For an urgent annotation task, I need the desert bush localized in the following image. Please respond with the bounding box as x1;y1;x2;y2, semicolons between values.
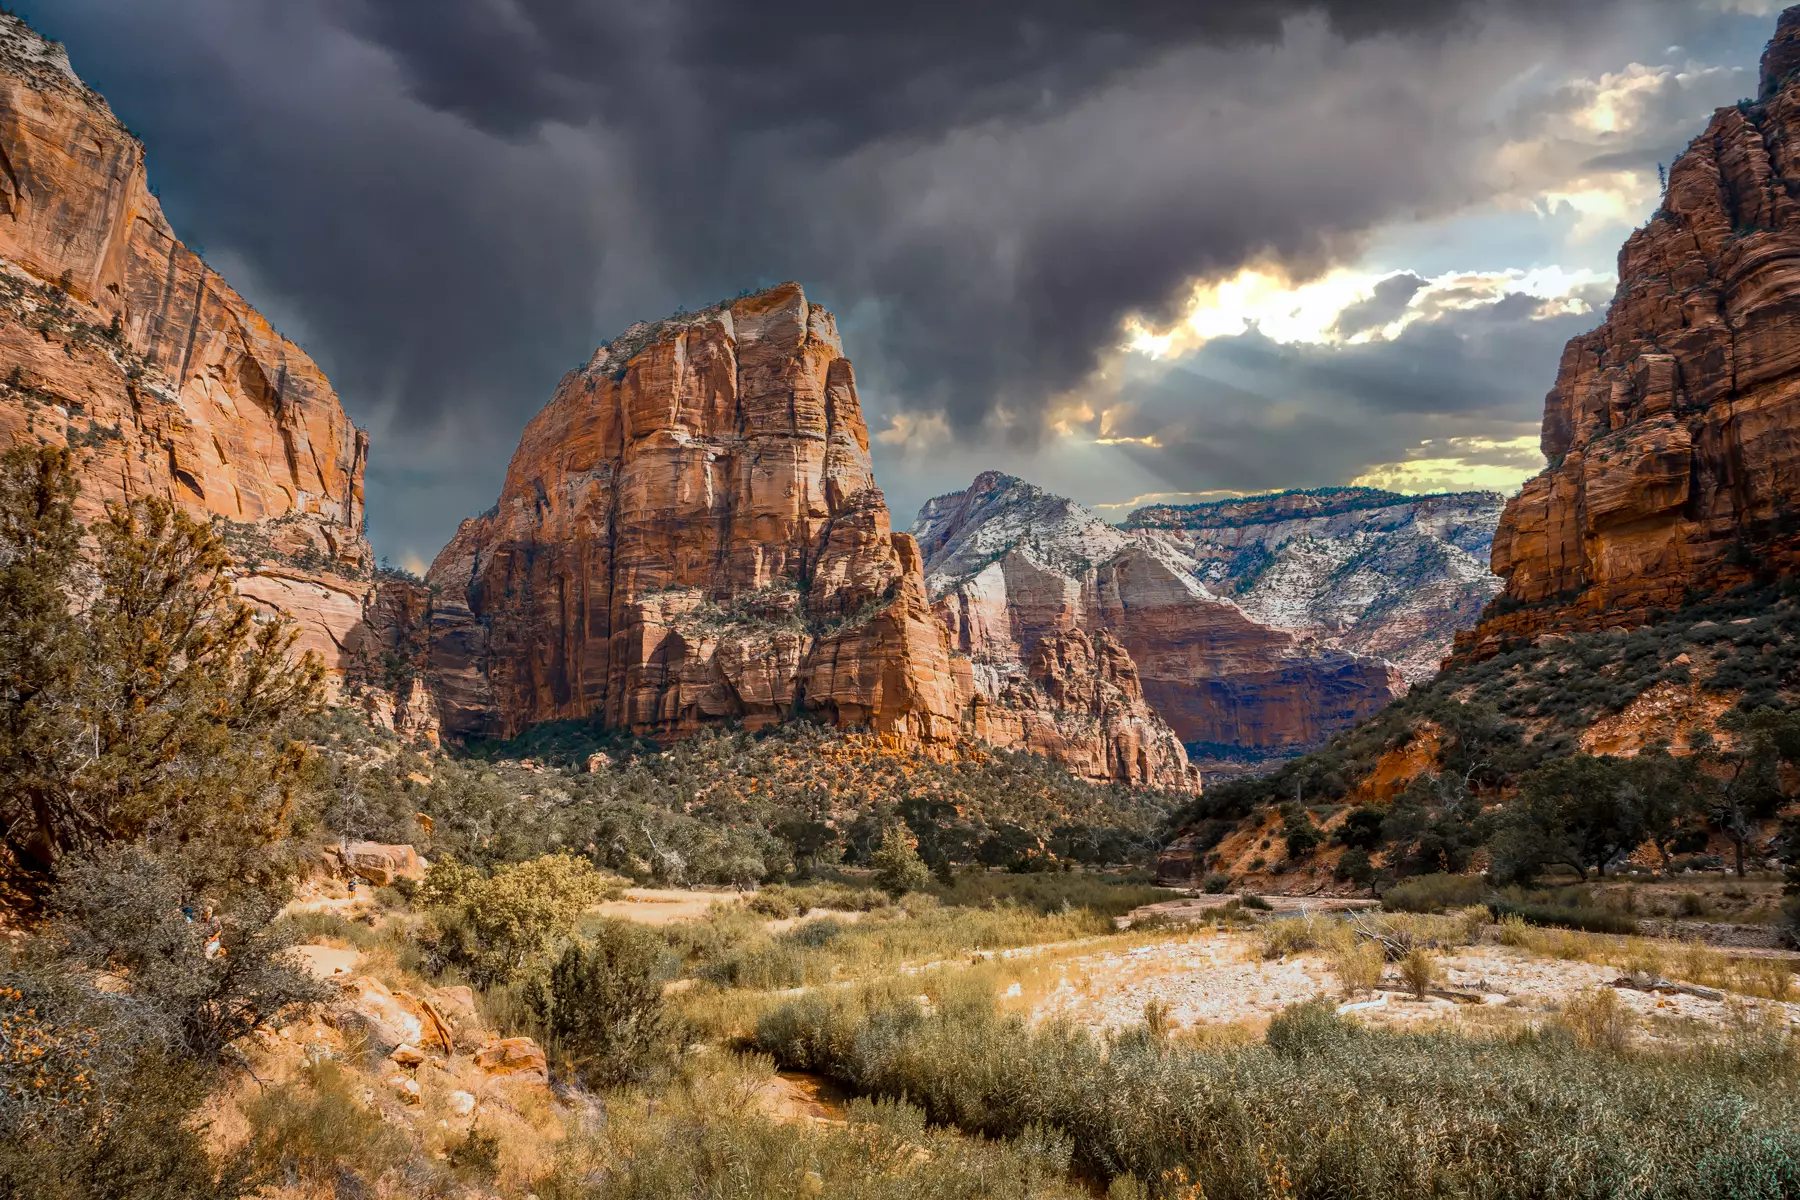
48;842;324;1061
744;887;798;918
1398;946;1439;1000
1487;894;1637;935
527;920;680;1088
242;1057;408;1190
419;853;618;986
1734;957;1796;1002
0;965;231;1200
1381;873;1488;914
1781;895;1800;949
1200;872;1232;894
1559;988;1631;1053
536;1053;1083;1200
757;983;1800;1199
1332;939;1385;996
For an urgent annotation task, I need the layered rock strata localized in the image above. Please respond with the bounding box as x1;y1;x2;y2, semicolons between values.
419;285;1194;788
915;474;1418;766
1463;5;1800;656
0;16;372;677
1126;487;1504;680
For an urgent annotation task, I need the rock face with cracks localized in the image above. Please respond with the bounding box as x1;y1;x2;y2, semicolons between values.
0;16;372;681
416;285;1196;788
1465;4;1800;657
914;473;1423;772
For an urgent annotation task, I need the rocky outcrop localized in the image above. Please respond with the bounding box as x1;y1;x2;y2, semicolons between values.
1126;487;1504;680
424;286;961;746
915;473;1413;769
0;16;371;676
418;287;1193;788
966;628;1198;789
1464;5;1800;656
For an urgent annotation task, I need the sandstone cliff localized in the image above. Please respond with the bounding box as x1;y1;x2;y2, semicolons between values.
417;287;1195;789
914;473;1415;771
0;17;371;677
1126;487;1504;680
1464;5;1800;656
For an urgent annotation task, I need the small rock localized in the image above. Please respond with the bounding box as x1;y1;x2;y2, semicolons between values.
448;1090;477;1116
390;1075;422;1104
474;1036;548;1081
390;1043;426;1067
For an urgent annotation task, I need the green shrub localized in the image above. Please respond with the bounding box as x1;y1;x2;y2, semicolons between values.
1488;896;1638;935
420;853;617;986
527;920;681;1088
1381;873;1489;914
1201;872;1232;894
1335;847;1374;885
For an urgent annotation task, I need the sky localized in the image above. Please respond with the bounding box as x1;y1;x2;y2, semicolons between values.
22;0;1791;570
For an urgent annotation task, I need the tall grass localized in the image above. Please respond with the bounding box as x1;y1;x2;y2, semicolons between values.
665;894;1114;990
535;1053;1087;1199
756;982;1800;1199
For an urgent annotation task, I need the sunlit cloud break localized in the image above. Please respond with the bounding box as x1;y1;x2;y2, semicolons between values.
1126;264;1613;359
1351;434;1545;496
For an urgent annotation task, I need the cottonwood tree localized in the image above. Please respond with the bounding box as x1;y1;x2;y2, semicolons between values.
0;446;324;898
1493;754;1650;883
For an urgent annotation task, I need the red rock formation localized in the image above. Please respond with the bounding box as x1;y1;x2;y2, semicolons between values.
425;283;970;753
0;17;371;676
967;628;1199;789
916;472;1405;768
422;286;1194;788
1464;5;1800;656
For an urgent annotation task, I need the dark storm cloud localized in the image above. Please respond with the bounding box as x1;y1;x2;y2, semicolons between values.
18;0;1724;560
1330;273;1428;339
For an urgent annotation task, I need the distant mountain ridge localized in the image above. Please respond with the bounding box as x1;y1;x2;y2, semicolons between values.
913;474;1507;771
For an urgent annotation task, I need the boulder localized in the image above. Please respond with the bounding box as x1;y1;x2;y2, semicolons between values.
330;977;451;1054
474;1037;548;1082
336;842;426;887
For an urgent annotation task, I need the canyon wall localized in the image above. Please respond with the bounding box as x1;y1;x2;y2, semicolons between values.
421;285;1196;788
914;475;1473;770
0;17;372;678
1463;6;1800;656
1126;487;1504;680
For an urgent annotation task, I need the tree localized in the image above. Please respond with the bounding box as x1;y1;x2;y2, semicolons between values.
871;822;930;896
1624;748;1709;872
1494;754;1648;883
0;449;325;897
1279;801;1319;860
1701;709;1800;877
0;447;82;890
526;921;679;1088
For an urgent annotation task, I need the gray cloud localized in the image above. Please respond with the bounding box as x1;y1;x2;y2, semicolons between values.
1096;289;1611;495
19;0;1764;561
